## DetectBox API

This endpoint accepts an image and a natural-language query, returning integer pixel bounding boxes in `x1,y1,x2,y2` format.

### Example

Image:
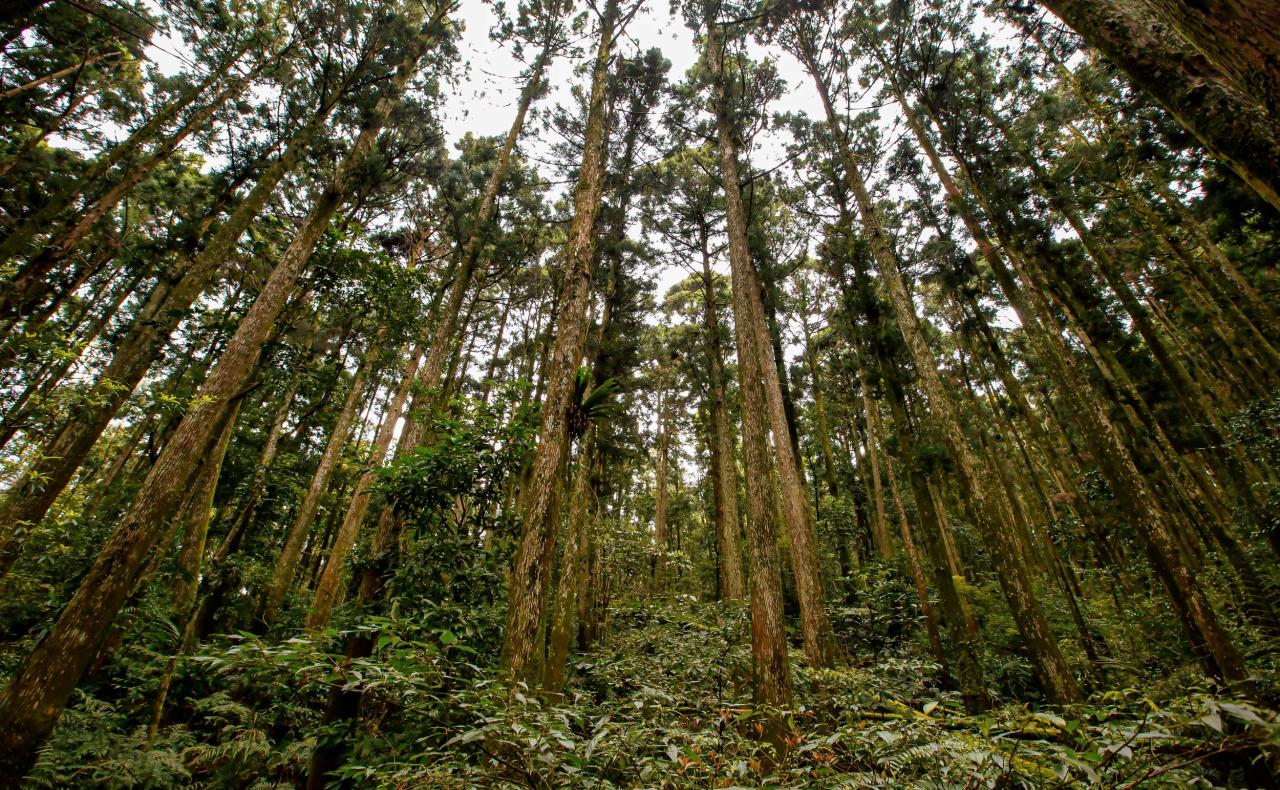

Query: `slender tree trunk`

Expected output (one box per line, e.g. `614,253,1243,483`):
860,383,891,560
0,52,118,102
652,362,671,594
706,5,791,708
0,77,94,181
0,50,248,302
307,345,421,630
798,44,1078,704
501,0,616,687
910,83,1251,687
416,21,559,402
262,338,380,625
746,266,834,667
880,441,949,674
545,432,593,693
0,106,335,560
170,401,240,616
700,237,745,601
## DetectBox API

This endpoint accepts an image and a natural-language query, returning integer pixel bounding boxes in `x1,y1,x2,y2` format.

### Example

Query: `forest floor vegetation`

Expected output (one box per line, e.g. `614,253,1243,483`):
11,593,1278,788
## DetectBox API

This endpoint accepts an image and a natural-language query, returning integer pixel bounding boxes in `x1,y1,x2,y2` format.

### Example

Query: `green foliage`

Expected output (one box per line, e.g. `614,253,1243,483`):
26,695,192,789
830,560,922,657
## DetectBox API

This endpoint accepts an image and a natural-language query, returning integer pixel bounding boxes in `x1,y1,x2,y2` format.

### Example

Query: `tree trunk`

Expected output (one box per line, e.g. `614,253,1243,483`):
0,105,334,562
1142,0,1280,118
652,362,671,594
911,82,1252,688
799,42,1078,704
706,5,791,708
747,265,834,667
700,237,745,602
545,433,593,693
500,0,616,687
171,401,241,616
0,49,245,300
417,34,557,400
306,346,422,630
1039,0,1280,211
880,440,949,675
262,338,380,626
0,16,441,771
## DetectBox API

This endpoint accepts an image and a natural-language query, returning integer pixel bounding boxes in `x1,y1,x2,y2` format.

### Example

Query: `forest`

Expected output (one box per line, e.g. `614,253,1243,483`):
0,0,1278,786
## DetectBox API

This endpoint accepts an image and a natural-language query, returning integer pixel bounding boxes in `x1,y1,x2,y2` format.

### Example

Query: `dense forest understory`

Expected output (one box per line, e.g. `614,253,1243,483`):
0,0,1278,786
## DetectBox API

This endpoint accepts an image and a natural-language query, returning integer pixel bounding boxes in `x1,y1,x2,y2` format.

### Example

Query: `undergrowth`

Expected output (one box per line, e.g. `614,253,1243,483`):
22,598,1279,788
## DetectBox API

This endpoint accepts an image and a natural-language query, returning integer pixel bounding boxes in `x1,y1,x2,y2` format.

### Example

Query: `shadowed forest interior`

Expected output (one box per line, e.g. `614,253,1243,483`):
1,0,1280,786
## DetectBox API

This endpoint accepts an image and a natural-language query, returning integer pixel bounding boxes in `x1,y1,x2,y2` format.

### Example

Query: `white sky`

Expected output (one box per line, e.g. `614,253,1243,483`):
443,1,829,298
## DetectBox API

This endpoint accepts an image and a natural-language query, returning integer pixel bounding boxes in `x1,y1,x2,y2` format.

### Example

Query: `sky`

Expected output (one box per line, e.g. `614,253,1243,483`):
131,1,841,303
441,1,830,297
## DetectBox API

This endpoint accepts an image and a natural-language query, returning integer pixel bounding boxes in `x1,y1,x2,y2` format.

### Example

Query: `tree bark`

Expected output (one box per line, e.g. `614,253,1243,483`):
1142,0,1280,118
699,237,745,601
0,105,334,563
652,361,671,594
171,401,242,617
306,346,422,630
545,432,593,693
1039,0,1280,211
706,4,791,708
747,265,834,667
262,338,380,625
797,38,1078,704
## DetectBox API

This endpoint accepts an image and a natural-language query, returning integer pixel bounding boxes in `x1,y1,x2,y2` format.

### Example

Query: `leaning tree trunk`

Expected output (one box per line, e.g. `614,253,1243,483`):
416,23,558,398
0,105,335,568
6,64,260,318
797,40,1079,704
0,16,440,772
1038,0,1280,212
262,337,381,626
306,346,422,630
910,80,1252,687
1141,0,1280,119
0,48,247,301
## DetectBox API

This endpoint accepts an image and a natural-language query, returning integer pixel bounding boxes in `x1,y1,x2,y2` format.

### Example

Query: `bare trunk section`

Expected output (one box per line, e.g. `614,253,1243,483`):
700,236,744,601
747,266,834,667
545,432,594,693
306,346,422,630
706,5,791,708
1142,0,1280,118
171,401,242,616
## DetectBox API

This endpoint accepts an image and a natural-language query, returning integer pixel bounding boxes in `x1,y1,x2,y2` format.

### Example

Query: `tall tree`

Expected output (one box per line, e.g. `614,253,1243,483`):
0,3,455,771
